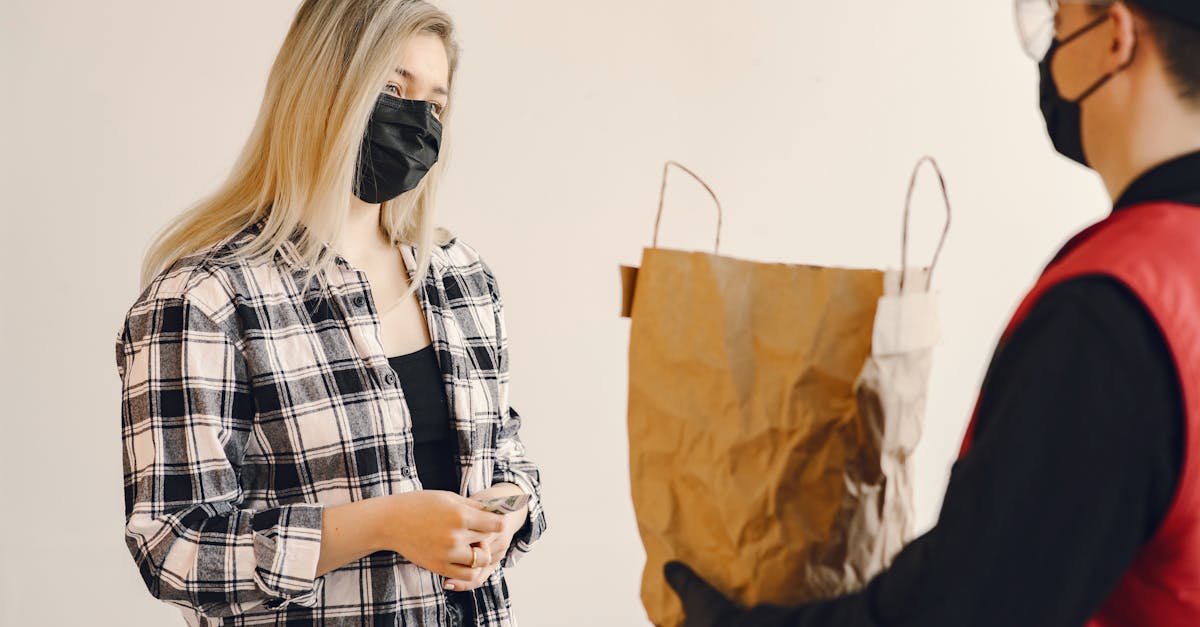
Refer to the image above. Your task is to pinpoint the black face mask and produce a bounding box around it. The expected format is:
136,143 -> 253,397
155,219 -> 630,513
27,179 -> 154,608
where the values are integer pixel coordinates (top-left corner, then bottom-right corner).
1038,14 -> 1134,167
353,93 -> 442,203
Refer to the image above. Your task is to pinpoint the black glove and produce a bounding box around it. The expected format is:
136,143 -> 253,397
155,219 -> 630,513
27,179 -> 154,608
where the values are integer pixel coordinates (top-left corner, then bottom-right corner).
663,561 -> 745,627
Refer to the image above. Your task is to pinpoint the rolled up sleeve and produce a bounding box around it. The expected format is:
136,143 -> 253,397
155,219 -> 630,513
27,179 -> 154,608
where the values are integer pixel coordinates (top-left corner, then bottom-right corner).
117,294 -> 324,617
481,263 -> 547,568
492,405 -> 546,567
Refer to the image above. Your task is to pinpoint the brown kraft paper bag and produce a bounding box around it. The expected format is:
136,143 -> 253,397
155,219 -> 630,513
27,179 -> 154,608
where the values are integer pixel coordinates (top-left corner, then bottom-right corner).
621,159 -> 951,626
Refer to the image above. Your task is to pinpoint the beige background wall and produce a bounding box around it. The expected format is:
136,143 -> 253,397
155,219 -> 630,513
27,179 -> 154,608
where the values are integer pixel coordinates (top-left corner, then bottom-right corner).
1,1 -> 1111,625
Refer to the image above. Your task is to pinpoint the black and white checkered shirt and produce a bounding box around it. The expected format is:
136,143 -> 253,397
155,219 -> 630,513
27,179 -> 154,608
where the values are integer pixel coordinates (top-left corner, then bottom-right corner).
115,216 -> 546,625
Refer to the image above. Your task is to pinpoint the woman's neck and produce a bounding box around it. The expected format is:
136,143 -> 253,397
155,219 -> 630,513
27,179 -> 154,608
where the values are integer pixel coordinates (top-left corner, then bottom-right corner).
337,196 -> 394,263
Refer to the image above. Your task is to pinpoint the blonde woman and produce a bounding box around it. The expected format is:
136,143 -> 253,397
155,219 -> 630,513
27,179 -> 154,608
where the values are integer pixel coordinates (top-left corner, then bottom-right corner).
114,1 -> 545,625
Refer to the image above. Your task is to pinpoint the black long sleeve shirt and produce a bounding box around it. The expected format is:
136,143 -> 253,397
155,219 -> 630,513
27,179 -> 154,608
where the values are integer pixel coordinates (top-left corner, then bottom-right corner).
740,151 -> 1200,627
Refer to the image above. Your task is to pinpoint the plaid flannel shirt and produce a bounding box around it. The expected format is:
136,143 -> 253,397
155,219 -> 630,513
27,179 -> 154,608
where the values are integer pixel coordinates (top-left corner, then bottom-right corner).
115,216 -> 546,625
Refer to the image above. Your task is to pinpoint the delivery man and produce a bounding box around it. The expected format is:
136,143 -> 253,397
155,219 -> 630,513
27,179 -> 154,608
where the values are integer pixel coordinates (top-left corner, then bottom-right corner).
665,1 -> 1200,625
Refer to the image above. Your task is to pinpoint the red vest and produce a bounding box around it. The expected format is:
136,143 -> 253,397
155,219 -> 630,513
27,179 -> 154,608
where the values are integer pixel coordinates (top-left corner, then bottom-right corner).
958,202 -> 1200,626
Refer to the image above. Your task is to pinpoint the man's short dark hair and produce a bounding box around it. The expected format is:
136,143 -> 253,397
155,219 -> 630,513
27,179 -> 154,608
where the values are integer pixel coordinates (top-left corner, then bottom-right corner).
1088,2 -> 1200,104
1134,3 -> 1200,104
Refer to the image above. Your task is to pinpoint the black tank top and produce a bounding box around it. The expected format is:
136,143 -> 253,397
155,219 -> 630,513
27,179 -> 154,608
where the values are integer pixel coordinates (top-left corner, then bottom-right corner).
386,345 -> 459,493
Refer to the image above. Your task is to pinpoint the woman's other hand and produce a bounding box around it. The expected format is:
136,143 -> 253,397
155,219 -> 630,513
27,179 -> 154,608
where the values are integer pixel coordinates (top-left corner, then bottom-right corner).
440,483 -> 529,591
377,490 -> 504,583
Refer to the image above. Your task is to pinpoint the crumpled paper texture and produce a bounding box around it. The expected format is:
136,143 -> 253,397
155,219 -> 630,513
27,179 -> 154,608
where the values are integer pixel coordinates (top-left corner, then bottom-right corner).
626,248 -> 937,627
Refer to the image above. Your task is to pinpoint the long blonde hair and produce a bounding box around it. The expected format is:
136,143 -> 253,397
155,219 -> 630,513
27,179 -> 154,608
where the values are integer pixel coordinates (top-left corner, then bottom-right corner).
139,0 -> 460,299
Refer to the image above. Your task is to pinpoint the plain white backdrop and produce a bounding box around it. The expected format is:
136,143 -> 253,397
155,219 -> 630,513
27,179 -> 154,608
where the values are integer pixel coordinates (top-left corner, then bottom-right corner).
1,1 -> 1113,625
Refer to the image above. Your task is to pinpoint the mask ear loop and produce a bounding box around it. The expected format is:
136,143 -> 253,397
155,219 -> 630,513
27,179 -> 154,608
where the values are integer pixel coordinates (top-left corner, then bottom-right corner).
1058,11 -> 1111,48
652,161 -> 724,254
1064,12 -> 1140,103
900,156 -> 953,293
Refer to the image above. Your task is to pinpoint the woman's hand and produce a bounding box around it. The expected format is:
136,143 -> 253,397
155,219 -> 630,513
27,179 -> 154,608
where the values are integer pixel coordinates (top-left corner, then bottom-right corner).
441,483 -> 530,592
377,490 -> 505,583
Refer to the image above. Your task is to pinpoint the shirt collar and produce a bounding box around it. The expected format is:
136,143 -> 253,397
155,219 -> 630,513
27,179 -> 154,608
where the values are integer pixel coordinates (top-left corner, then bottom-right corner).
1044,149 -> 1200,268
1113,149 -> 1200,211
246,214 -> 430,273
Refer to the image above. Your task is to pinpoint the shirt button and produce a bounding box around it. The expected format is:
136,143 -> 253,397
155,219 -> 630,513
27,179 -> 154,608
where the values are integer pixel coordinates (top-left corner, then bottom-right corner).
353,295 -> 366,308
401,466 -> 414,477
384,372 -> 396,386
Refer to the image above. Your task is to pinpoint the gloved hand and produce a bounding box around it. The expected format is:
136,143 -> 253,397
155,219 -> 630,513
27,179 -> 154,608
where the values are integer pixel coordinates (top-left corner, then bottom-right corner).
663,561 -> 745,627
665,560 -> 876,627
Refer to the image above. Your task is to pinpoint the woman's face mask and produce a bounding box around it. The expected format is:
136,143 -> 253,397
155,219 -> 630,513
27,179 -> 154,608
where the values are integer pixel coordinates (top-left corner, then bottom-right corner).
353,93 -> 443,204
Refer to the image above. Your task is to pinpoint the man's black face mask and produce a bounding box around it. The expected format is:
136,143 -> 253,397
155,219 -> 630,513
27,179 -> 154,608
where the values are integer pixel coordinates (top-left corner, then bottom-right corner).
1039,12 -> 1135,167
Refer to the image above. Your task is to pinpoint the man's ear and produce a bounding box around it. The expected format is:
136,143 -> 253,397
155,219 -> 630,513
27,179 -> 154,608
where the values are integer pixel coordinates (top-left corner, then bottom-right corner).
1105,2 -> 1139,73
